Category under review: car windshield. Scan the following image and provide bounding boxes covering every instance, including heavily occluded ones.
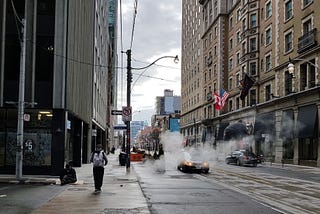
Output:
[183,150,205,162]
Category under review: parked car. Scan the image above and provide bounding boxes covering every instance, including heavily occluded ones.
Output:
[225,150,258,166]
[177,150,209,173]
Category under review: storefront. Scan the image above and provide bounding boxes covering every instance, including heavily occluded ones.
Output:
[0,108,90,175]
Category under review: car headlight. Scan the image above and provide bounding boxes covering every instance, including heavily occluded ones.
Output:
[202,162,209,167]
[183,160,193,166]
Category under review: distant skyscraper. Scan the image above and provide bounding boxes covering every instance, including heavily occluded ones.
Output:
[155,89,181,115]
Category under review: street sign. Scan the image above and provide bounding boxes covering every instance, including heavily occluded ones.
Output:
[111,110,123,115]
[122,106,132,122]
[114,125,127,130]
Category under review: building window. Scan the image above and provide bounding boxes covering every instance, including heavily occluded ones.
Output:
[285,71,293,95]
[236,31,241,44]
[242,41,247,55]
[265,85,271,101]
[303,18,312,35]
[285,31,293,53]
[266,1,272,19]
[237,52,240,65]
[299,60,316,90]
[285,0,293,21]
[265,54,271,71]
[242,18,247,31]
[250,61,257,76]
[229,77,233,90]
[237,9,241,21]
[250,37,257,51]
[250,13,257,28]
[236,97,240,109]
[250,89,256,106]
[265,27,272,45]
[229,17,233,30]
[229,58,233,70]
[229,100,233,111]
[303,0,313,8]
[236,72,240,86]
[229,38,233,51]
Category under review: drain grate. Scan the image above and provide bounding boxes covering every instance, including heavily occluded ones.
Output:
[67,187,88,191]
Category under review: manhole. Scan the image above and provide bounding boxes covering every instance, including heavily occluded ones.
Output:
[170,175,194,179]
[190,192,211,197]
[67,187,88,191]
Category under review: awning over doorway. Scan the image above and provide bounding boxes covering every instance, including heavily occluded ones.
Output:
[279,109,294,139]
[254,112,275,141]
[223,122,249,141]
[296,105,318,138]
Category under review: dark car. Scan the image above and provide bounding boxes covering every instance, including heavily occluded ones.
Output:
[225,150,258,166]
[177,150,209,173]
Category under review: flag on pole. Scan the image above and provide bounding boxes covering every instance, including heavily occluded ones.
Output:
[214,89,229,110]
[240,73,255,100]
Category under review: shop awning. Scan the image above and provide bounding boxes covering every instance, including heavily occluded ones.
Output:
[279,109,294,139]
[296,105,318,138]
[223,122,249,141]
[254,112,275,141]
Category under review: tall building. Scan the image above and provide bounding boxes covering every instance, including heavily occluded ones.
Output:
[182,0,320,167]
[155,89,181,115]
[130,121,144,145]
[0,0,116,175]
[181,1,204,146]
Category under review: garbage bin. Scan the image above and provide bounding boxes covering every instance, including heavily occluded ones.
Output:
[119,152,127,166]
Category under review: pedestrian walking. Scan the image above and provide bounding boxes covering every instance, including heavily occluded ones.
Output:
[90,144,108,193]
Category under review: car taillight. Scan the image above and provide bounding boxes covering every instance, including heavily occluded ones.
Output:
[243,156,248,160]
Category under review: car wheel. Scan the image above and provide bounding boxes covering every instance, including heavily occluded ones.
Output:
[253,163,257,167]
[225,160,230,164]
[204,169,209,174]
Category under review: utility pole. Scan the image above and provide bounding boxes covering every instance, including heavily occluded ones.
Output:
[126,49,132,171]
[16,19,26,180]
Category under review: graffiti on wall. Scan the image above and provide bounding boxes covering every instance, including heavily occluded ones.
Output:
[5,131,52,166]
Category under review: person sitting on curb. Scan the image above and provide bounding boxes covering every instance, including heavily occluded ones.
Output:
[60,161,77,185]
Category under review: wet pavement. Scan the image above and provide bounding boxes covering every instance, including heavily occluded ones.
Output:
[201,161,320,214]
[0,151,150,214]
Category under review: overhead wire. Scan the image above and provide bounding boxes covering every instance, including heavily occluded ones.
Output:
[10,0,23,43]
[129,0,138,50]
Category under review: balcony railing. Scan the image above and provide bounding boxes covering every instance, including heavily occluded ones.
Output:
[298,28,318,53]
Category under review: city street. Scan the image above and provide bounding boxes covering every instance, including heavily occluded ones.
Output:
[134,157,320,214]
[1,153,320,214]
[134,159,282,214]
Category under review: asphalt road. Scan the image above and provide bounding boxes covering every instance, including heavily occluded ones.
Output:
[134,160,283,214]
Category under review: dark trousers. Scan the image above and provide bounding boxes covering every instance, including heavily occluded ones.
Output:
[93,166,104,190]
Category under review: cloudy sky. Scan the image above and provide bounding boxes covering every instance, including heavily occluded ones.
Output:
[117,0,182,125]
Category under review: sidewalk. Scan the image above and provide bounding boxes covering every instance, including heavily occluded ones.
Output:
[28,152,150,214]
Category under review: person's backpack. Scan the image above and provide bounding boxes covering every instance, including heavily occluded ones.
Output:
[93,151,105,167]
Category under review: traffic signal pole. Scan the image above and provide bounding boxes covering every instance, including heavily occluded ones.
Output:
[126,49,132,171]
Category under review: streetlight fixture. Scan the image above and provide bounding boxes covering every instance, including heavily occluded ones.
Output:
[124,49,179,171]
[287,57,319,76]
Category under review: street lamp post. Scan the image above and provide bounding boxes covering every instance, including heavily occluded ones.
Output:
[287,57,319,74]
[287,58,319,90]
[124,49,178,171]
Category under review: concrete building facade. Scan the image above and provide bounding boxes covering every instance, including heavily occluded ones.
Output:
[181,0,320,167]
[0,0,116,175]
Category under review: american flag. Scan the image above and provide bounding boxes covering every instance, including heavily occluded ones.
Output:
[214,89,229,110]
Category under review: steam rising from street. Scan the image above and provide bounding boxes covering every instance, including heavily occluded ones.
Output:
[145,131,256,173]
